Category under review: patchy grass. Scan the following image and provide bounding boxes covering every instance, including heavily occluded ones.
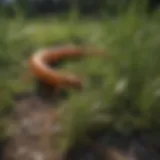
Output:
[0,14,104,140]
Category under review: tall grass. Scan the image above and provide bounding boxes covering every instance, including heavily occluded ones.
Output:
[0,13,27,139]
[60,4,160,152]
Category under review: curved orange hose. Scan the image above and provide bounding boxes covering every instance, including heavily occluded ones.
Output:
[29,45,105,90]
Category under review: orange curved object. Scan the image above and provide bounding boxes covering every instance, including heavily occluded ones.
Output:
[29,45,105,90]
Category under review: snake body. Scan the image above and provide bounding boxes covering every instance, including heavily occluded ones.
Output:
[29,45,104,90]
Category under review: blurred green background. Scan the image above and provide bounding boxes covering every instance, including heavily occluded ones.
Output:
[0,0,160,152]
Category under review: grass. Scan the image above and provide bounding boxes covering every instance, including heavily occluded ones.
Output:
[0,1,160,156]
[0,12,104,141]
[59,8,160,152]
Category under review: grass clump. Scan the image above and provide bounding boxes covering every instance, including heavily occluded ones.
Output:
[60,6,160,152]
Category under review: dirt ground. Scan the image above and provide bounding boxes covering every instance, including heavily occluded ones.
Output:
[2,91,160,160]
[3,92,64,160]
